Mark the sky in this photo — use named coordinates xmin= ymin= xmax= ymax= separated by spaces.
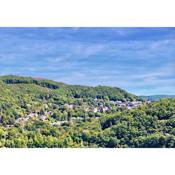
xmin=0 ymin=27 xmax=174 ymax=95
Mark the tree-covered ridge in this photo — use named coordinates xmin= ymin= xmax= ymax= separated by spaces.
xmin=0 ymin=75 xmax=174 ymax=148
xmin=0 ymin=75 xmax=65 ymax=89
xmin=0 ymin=75 xmax=137 ymax=101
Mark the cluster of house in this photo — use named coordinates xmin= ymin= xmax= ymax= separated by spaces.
xmin=15 ymin=111 xmax=69 ymax=126
xmin=89 ymin=101 xmax=143 ymax=113
xmin=13 ymin=99 xmax=149 ymax=127
xmin=64 ymin=100 xmax=145 ymax=114
xmin=15 ymin=112 xmax=52 ymax=123
xmin=58 ymin=100 xmax=145 ymax=114
xmin=90 ymin=106 xmax=112 ymax=113
xmin=114 ymin=100 xmax=143 ymax=109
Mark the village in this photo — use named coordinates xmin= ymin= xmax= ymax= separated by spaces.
xmin=13 ymin=99 xmax=150 ymax=127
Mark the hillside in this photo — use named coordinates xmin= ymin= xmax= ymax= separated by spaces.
xmin=0 ymin=75 xmax=175 ymax=148
xmin=0 ymin=75 xmax=137 ymax=100
xmin=0 ymin=75 xmax=137 ymax=123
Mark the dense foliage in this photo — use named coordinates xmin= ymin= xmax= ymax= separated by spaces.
xmin=0 ymin=75 xmax=174 ymax=148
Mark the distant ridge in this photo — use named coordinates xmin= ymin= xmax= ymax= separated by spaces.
xmin=139 ymin=95 xmax=175 ymax=101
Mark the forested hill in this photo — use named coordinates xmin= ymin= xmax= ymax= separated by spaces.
xmin=0 ymin=75 xmax=137 ymax=101
xmin=0 ymin=75 xmax=175 ymax=148
xmin=0 ymin=75 xmax=65 ymax=89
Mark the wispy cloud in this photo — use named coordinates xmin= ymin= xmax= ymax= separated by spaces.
xmin=0 ymin=27 xmax=174 ymax=95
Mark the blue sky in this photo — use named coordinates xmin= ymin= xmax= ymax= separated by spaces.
xmin=0 ymin=27 xmax=174 ymax=95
